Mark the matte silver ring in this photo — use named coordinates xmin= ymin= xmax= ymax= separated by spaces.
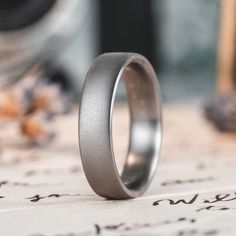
xmin=79 ymin=53 xmax=162 ymax=199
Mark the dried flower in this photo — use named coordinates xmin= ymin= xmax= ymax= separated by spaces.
xmin=0 ymin=68 xmax=72 ymax=144
xmin=204 ymin=92 xmax=236 ymax=132
xmin=20 ymin=111 xmax=56 ymax=145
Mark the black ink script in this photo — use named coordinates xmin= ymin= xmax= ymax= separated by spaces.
xmin=26 ymin=193 xmax=81 ymax=202
xmin=153 ymin=194 xmax=199 ymax=206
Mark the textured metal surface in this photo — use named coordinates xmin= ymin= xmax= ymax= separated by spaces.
xmin=79 ymin=53 xmax=162 ymax=199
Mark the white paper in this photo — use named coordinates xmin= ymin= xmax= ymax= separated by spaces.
xmin=0 ymin=106 xmax=235 ymax=236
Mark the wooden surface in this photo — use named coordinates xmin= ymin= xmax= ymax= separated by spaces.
xmin=0 ymin=105 xmax=236 ymax=236
xmin=217 ymin=0 xmax=236 ymax=94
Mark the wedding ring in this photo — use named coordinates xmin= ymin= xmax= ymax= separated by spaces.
xmin=79 ymin=53 xmax=162 ymax=199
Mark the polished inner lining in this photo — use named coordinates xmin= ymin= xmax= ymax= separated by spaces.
xmin=119 ymin=59 xmax=161 ymax=192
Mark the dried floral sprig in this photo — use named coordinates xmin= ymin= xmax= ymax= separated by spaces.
xmin=0 ymin=69 xmax=72 ymax=145
xmin=204 ymin=92 xmax=236 ymax=132
xmin=20 ymin=111 xmax=56 ymax=145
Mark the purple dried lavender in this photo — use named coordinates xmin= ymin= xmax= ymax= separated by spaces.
xmin=204 ymin=92 xmax=236 ymax=132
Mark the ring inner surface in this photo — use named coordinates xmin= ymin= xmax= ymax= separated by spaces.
xmin=120 ymin=60 xmax=160 ymax=192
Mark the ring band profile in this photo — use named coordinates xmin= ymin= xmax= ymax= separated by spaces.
xmin=79 ymin=53 xmax=162 ymax=199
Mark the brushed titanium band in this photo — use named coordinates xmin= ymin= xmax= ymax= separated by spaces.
xmin=79 ymin=53 xmax=162 ymax=199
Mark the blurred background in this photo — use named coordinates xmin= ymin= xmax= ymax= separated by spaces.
xmin=0 ymin=0 xmax=223 ymax=103
xmin=0 ymin=0 xmax=236 ymax=143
